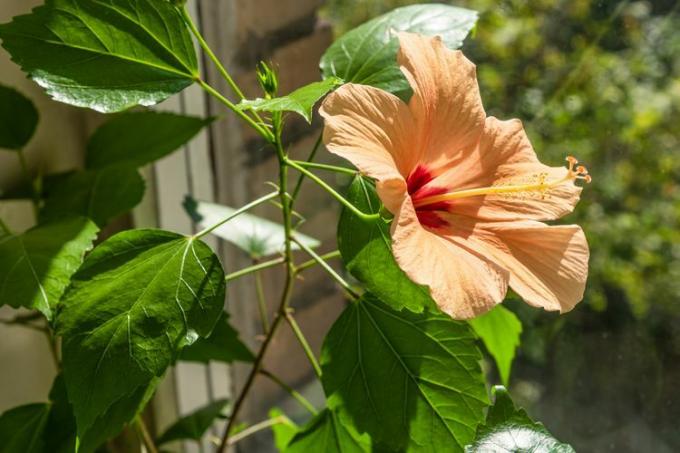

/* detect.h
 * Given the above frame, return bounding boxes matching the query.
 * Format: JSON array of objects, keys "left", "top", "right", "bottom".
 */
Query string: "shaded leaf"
[
  {"left": 180, "top": 311, "right": 254, "bottom": 364},
  {"left": 466, "top": 386, "right": 575, "bottom": 453},
  {"left": 0, "top": 0, "right": 198, "bottom": 113},
  {"left": 157, "top": 398, "right": 229, "bottom": 445},
  {"left": 40, "top": 165, "right": 145, "bottom": 227},
  {"left": 0, "top": 217, "right": 98, "bottom": 320},
  {"left": 338, "top": 177, "right": 435, "bottom": 312},
  {"left": 44, "top": 376, "right": 77, "bottom": 453},
  {"left": 0, "top": 404, "right": 50, "bottom": 453},
  {"left": 238, "top": 77, "right": 343, "bottom": 123},
  {"left": 56, "top": 229, "right": 225, "bottom": 435},
  {"left": 87, "top": 111, "right": 213, "bottom": 169},
  {"left": 469, "top": 305, "right": 523, "bottom": 385},
  {"left": 320, "top": 4, "right": 478, "bottom": 99},
  {"left": 321, "top": 294, "right": 488, "bottom": 452},
  {"left": 269, "top": 408, "right": 298, "bottom": 451},
  {"left": 0, "top": 83, "right": 38, "bottom": 150},
  {"left": 184, "top": 196, "right": 320, "bottom": 258},
  {"left": 286, "top": 409, "right": 370, "bottom": 453}
]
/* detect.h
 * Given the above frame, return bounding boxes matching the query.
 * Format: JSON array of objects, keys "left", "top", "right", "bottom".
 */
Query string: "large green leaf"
[
  {"left": 321, "top": 294, "right": 488, "bottom": 452},
  {"left": 286, "top": 409, "right": 371, "bottom": 453},
  {"left": 180, "top": 311, "right": 253, "bottom": 364},
  {"left": 157, "top": 398, "right": 229, "bottom": 445},
  {"left": 237, "top": 77, "right": 343, "bottom": 123},
  {"left": 0, "top": 404, "right": 50, "bottom": 453},
  {"left": 269, "top": 408, "right": 298, "bottom": 452},
  {"left": 469, "top": 305, "right": 523, "bottom": 386},
  {"left": 43, "top": 376, "right": 77, "bottom": 453},
  {"left": 56, "top": 229, "right": 225, "bottom": 435},
  {"left": 466, "top": 386, "right": 575, "bottom": 453},
  {"left": 0, "top": 217, "right": 98, "bottom": 320},
  {"left": 0, "top": 84, "right": 38, "bottom": 150},
  {"left": 184, "top": 196, "right": 320, "bottom": 258},
  {"left": 0, "top": 0, "right": 198, "bottom": 113},
  {"left": 40, "top": 165, "right": 145, "bottom": 227},
  {"left": 320, "top": 4, "right": 478, "bottom": 99},
  {"left": 338, "top": 177, "right": 434, "bottom": 312},
  {"left": 87, "top": 111, "right": 212, "bottom": 169}
]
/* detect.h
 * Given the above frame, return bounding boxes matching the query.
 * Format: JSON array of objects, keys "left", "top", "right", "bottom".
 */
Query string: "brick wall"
[{"left": 198, "top": 1, "right": 346, "bottom": 451}]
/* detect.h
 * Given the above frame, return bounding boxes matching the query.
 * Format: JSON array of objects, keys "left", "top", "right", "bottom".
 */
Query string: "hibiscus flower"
[{"left": 319, "top": 32, "right": 590, "bottom": 319}]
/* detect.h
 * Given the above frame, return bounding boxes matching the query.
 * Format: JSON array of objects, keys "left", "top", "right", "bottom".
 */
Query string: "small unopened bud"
[{"left": 256, "top": 61, "right": 278, "bottom": 97}]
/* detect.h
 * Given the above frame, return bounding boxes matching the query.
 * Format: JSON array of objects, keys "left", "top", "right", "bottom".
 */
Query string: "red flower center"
[{"left": 406, "top": 165, "right": 451, "bottom": 229}]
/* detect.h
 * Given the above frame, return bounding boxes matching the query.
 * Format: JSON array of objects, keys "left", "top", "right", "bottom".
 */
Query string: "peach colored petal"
[
  {"left": 397, "top": 32, "right": 486, "bottom": 174},
  {"left": 391, "top": 197, "right": 508, "bottom": 319},
  {"left": 471, "top": 221, "right": 589, "bottom": 312},
  {"left": 428, "top": 117, "right": 582, "bottom": 221}
]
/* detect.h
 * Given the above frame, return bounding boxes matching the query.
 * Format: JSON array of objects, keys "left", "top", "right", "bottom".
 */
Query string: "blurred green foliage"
[{"left": 322, "top": 0, "right": 680, "bottom": 450}]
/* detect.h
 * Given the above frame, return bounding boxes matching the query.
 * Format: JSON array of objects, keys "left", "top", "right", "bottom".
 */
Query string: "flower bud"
[{"left": 256, "top": 61, "right": 279, "bottom": 97}]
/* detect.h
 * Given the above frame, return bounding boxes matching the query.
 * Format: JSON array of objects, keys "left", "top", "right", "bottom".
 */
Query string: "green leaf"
[
  {"left": 286, "top": 409, "right": 370, "bottom": 453},
  {"left": 320, "top": 4, "right": 478, "bottom": 99},
  {"left": 44, "top": 376, "right": 77, "bottom": 453},
  {"left": 40, "top": 165, "right": 145, "bottom": 227},
  {"left": 180, "top": 311, "right": 254, "bottom": 364},
  {"left": 321, "top": 294, "right": 488, "bottom": 452},
  {"left": 0, "top": 217, "right": 98, "bottom": 320},
  {"left": 156, "top": 398, "right": 229, "bottom": 445},
  {"left": 466, "top": 386, "right": 575, "bottom": 453},
  {"left": 237, "top": 77, "right": 343, "bottom": 123},
  {"left": 469, "top": 305, "right": 523, "bottom": 386},
  {"left": 0, "top": 0, "right": 198, "bottom": 113},
  {"left": 0, "top": 403, "right": 50, "bottom": 453},
  {"left": 87, "top": 111, "right": 213, "bottom": 169},
  {"left": 338, "top": 177, "right": 435, "bottom": 313},
  {"left": 56, "top": 229, "right": 225, "bottom": 435},
  {"left": 0, "top": 84, "right": 38, "bottom": 150},
  {"left": 269, "top": 408, "right": 298, "bottom": 451},
  {"left": 184, "top": 196, "right": 320, "bottom": 258}
]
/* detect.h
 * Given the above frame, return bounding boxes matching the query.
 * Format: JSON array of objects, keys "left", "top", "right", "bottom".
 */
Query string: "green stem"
[
  {"left": 292, "top": 237, "right": 357, "bottom": 298},
  {"left": 224, "top": 257, "right": 285, "bottom": 282},
  {"left": 286, "top": 159, "right": 379, "bottom": 222},
  {"left": 290, "top": 133, "right": 322, "bottom": 204},
  {"left": 197, "top": 79, "right": 273, "bottom": 142},
  {"left": 227, "top": 417, "right": 285, "bottom": 446},
  {"left": 194, "top": 191, "right": 278, "bottom": 239},
  {"left": 253, "top": 262, "right": 270, "bottom": 333},
  {"left": 284, "top": 310, "right": 322, "bottom": 378},
  {"left": 17, "top": 149, "right": 39, "bottom": 219},
  {"left": 260, "top": 369, "right": 318, "bottom": 415},
  {"left": 135, "top": 417, "right": 158, "bottom": 453},
  {"left": 288, "top": 159, "right": 357, "bottom": 176},
  {"left": 296, "top": 250, "right": 341, "bottom": 273}
]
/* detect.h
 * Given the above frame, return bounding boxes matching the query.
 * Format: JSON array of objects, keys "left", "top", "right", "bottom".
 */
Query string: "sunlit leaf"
[
  {"left": 465, "top": 386, "right": 575, "bottom": 453},
  {"left": 0, "top": 0, "right": 198, "bottom": 113},
  {"left": 322, "top": 294, "right": 488, "bottom": 452},
  {"left": 180, "top": 311, "right": 254, "bottom": 364},
  {"left": 469, "top": 305, "right": 523, "bottom": 385},
  {"left": 320, "top": 4, "right": 478, "bottom": 99},
  {"left": 56, "top": 229, "right": 225, "bottom": 435},
  {"left": 87, "top": 111, "right": 213, "bottom": 169},
  {"left": 157, "top": 398, "right": 229, "bottom": 445},
  {"left": 338, "top": 177, "right": 435, "bottom": 312},
  {"left": 40, "top": 165, "right": 145, "bottom": 227},
  {"left": 286, "top": 409, "right": 370, "bottom": 453},
  {"left": 184, "top": 196, "right": 320, "bottom": 258},
  {"left": 269, "top": 408, "right": 298, "bottom": 452},
  {"left": 238, "top": 77, "right": 343, "bottom": 123},
  {"left": 0, "top": 83, "right": 38, "bottom": 150},
  {"left": 0, "top": 217, "right": 98, "bottom": 320}
]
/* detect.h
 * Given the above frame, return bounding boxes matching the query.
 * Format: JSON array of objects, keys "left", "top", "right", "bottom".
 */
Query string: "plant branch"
[
  {"left": 224, "top": 257, "right": 285, "bottom": 282},
  {"left": 285, "top": 159, "right": 379, "bottom": 222},
  {"left": 296, "top": 250, "right": 342, "bottom": 273},
  {"left": 194, "top": 191, "right": 278, "bottom": 239},
  {"left": 288, "top": 159, "right": 357, "bottom": 176},
  {"left": 135, "top": 417, "right": 158, "bottom": 453},
  {"left": 284, "top": 309, "right": 322, "bottom": 378},
  {"left": 259, "top": 369, "right": 318, "bottom": 415},
  {"left": 196, "top": 79, "right": 273, "bottom": 142},
  {"left": 290, "top": 133, "right": 322, "bottom": 204},
  {"left": 292, "top": 237, "right": 357, "bottom": 298},
  {"left": 227, "top": 416, "right": 285, "bottom": 446}
]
